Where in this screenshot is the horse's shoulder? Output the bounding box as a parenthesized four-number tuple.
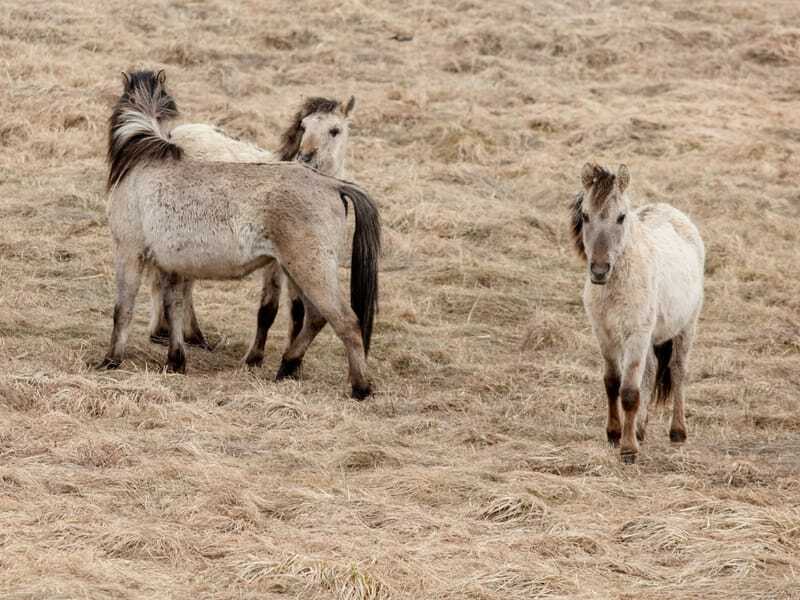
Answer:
(637, 203, 702, 251)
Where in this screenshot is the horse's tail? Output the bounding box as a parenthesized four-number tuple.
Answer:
(337, 182, 381, 356)
(653, 340, 673, 405)
(107, 70, 182, 191)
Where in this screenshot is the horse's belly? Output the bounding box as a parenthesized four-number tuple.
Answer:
(149, 236, 275, 280)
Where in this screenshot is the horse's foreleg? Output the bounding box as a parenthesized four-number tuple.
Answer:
(182, 279, 211, 350)
(160, 271, 187, 374)
(669, 319, 696, 443)
(148, 271, 170, 344)
(243, 262, 282, 368)
(619, 340, 649, 463)
(98, 252, 144, 369)
(603, 358, 621, 447)
(637, 347, 657, 443)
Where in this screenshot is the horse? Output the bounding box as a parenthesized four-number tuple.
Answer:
(570, 163, 704, 463)
(148, 95, 356, 360)
(100, 70, 379, 399)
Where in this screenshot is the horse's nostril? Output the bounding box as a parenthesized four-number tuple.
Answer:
(590, 262, 610, 277)
(299, 152, 316, 164)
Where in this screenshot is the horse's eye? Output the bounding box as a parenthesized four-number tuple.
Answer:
(617, 213, 626, 224)
(330, 127, 340, 137)
(581, 213, 589, 223)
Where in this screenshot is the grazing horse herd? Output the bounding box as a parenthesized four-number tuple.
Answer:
(99, 70, 705, 463)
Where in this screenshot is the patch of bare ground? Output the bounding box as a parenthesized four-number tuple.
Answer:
(1, 0, 800, 598)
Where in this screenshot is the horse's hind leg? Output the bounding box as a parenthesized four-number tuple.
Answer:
(148, 272, 170, 344)
(98, 252, 144, 369)
(287, 280, 305, 345)
(275, 299, 327, 381)
(182, 279, 211, 350)
(243, 262, 282, 368)
(669, 320, 696, 443)
(280, 258, 371, 399)
(160, 271, 187, 374)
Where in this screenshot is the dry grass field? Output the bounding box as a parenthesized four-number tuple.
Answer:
(2, 0, 800, 598)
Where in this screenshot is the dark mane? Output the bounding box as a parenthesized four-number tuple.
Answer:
(570, 192, 586, 260)
(586, 164, 616, 210)
(107, 70, 182, 190)
(277, 97, 341, 161)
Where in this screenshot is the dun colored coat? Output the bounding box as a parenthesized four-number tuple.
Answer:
(100, 70, 379, 399)
(571, 163, 704, 462)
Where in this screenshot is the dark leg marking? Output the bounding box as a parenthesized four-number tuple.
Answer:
(244, 300, 279, 368)
(275, 356, 303, 381)
(604, 372, 621, 447)
(351, 384, 373, 401)
(290, 298, 305, 343)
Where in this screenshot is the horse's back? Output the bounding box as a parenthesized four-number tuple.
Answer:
(638, 203, 704, 341)
(170, 124, 276, 163)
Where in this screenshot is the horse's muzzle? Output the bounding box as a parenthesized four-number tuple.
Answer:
(590, 262, 610, 285)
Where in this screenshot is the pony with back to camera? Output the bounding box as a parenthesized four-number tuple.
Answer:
(149, 95, 356, 359)
(100, 70, 380, 399)
(570, 163, 704, 463)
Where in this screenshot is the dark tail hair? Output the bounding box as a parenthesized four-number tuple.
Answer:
(107, 70, 182, 190)
(338, 183, 381, 356)
(653, 340, 673, 405)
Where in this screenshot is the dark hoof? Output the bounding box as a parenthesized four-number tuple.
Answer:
(149, 334, 169, 346)
(96, 357, 121, 370)
(669, 429, 687, 443)
(636, 427, 646, 442)
(275, 357, 302, 381)
(164, 361, 186, 374)
(621, 451, 638, 465)
(185, 333, 214, 351)
(164, 349, 186, 374)
(351, 385, 372, 400)
(243, 353, 264, 368)
(607, 430, 621, 448)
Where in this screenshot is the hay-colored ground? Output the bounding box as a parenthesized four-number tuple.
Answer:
(2, 1, 800, 598)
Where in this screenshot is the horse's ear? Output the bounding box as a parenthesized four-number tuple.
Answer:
(617, 164, 630, 192)
(343, 96, 356, 117)
(156, 69, 167, 85)
(121, 72, 130, 88)
(581, 162, 595, 190)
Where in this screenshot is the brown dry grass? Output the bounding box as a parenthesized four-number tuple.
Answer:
(1, 1, 800, 598)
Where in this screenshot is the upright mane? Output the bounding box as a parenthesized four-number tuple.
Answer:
(277, 97, 341, 161)
(107, 70, 182, 190)
(583, 163, 617, 210)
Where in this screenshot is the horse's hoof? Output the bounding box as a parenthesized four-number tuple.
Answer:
(164, 362, 186, 374)
(96, 357, 121, 370)
(669, 429, 687, 443)
(351, 385, 372, 400)
(621, 451, 638, 465)
(607, 430, 621, 447)
(275, 357, 302, 381)
(243, 353, 264, 368)
(185, 334, 214, 351)
(636, 427, 647, 442)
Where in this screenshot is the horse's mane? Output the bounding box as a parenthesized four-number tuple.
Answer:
(107, 70, 182, 190)
(570, 192, 587, 260)
(583, 163, 617, 210)
(277, 97, 341, 161)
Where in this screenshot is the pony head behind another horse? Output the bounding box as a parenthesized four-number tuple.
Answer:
(277, 96, 355, 176)
(571, 163, 631, 285)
